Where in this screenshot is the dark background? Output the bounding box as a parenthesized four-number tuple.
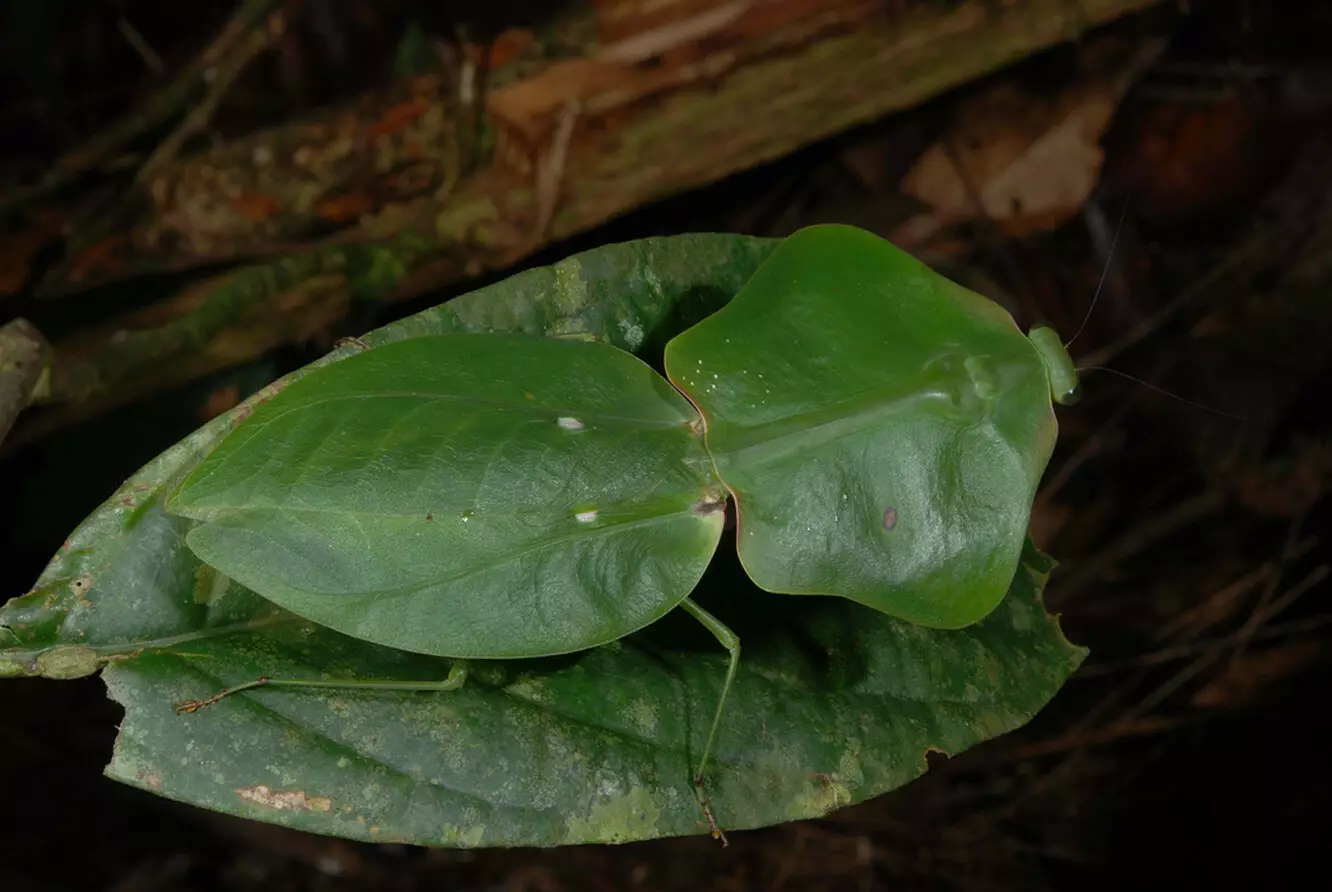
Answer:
(4, 1, 1332, 889)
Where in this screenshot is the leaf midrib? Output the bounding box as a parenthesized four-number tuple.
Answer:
(242, 389, 697, 432)
(203, 502, 719, 602)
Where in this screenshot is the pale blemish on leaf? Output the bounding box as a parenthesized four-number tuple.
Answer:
(789, 772, 853, 820)
(192, 563, 231, 605)
(575, 510, 598, 523)
(836, 737, 866, 790)
(135, 770, 164, 789)
(553, 260, 590, 315)
(557, 416, 584, 431)
(627, 699, 659, 736)
(617, 316, 645, 351)
(439, 822, 486, 846)
(564, 785, 663, 844)
(502, 677, 551, 704)
(34, 644, 101, 679)
(70, 573, 94, 601)
(236, 784, 332, 812)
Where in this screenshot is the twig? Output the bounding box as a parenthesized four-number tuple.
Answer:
(1076, 611, 1332, 678)
(1120, 564, 1329, 721)
(117, 18, 166, 74)
(0, 319, 51, 445)
(137, 2, 300, 184)
(47, 242, 362, 403)
(1229, 512, 1307, 662)
(1002, 713, 1209, 761)
(10, 0, 1169, 439)
(532, 99, 582, 247)
(1050, 489, 1226, 604)
(1155, 562, 1270, 640)
(1003, 561, 1329, 815)
(0, 0, 284, 216)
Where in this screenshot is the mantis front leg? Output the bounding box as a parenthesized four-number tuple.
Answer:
(174, 659, 471, 713)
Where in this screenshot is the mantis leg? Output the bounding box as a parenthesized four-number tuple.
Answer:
(174, 660, 470, 714)
(678, 597, 741, 845)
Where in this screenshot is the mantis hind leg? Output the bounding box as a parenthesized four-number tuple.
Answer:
(678, 597, 741, 846)
(174, 659, 470, 714)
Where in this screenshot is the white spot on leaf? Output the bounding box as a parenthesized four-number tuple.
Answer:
(558, 416, 584, 431)
(575, 510, 598, 523)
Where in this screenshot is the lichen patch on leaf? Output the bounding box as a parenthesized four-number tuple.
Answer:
(564, 785, 663, 845)
(236, 784, 333, 812)
(34, 644, 102, 679)
(70, 574, 94, 601)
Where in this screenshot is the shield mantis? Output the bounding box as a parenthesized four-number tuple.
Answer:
(165, 224, 1080, 839)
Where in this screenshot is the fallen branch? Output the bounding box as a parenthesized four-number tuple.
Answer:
(10, 0, 1165, 449)
(0, 320, 52, 445)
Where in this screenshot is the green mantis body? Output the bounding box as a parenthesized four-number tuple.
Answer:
(166, 224, 1080, 838)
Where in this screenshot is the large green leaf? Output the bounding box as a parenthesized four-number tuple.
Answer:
(1, 231, 1083, 847)
(1, 233, 773, 669)
(665, 225, 1058, 630)
(169, 333, 725, 659)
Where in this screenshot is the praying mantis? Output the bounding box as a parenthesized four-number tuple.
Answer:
(161, 223, 1081, 839)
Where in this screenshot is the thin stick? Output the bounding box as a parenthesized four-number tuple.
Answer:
(1076, 611, 1332, 678)
(1229, 512, 1306, 662)
(1, 0, 284, 215)
(532, 99, 582, 247)
(137, 1, 301, 184)
(680, 597, 741, 847)
(1052, 490, 1225, 604)
(117, 18, 166, 74)
(174, 659, 469, 713)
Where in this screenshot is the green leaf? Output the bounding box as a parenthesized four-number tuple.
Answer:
(2, 232, 775, 674)
(3, 231, 1083, 847)
(665, 225, 1058, 629)
(103, 540, 1078, 846)
(169, 333, 725, 659)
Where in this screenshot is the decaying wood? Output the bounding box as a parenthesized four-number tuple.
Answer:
(10, 0, 1164, 450)
(0, 320, 52, 446)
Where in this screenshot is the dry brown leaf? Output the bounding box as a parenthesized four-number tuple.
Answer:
(892, 38, 1165, 248)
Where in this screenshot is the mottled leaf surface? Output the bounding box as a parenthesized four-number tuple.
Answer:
(2, 232, 1083, 847)
(105, 541, 1078, 846)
